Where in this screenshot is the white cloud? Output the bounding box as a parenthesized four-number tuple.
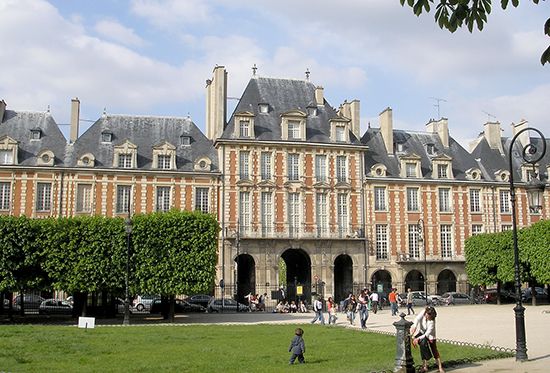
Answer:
(130, 0, 215, 29)
(94, 19, 145, 47)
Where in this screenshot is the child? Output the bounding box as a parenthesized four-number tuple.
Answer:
(288, 327, 306, 364)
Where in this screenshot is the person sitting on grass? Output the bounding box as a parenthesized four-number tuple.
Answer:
(288, 327, 305, 364)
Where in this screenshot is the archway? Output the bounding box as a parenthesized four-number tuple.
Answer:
(405, 270, 425, 292)
(437, 269, 457, 294)
(281, 249, 311, 304)
(334, 254, 353, 303)
(236, 254, 255, 304)
(371, 270, 392, 297)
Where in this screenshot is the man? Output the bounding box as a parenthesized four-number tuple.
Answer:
(358, 290, 369, 329)
(369, 291, 379, 314)
(388, 288, 398, 316)
(406, 288, 415, 315)
(310, 296, 325, 324)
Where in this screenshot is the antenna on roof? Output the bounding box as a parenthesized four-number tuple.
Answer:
(482, 110, 497, 122)
(252, 63, 257, 76)
(47, 105, 50, 113)
(305, 68, 310, 81)
(429, 97, 447, 119)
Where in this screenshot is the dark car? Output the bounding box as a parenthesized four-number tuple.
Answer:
(13, 294, 45, 312)
(484, 289, 516, 304)
(186, 294, 213, 308)
(38, 299, 73, 315)
(150, 299, 206, 314)
(522, 287, 548, 303)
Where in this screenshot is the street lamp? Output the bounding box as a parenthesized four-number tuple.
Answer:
(123, 213, 132, 326)
(417, 219, 428, 305)
(508, 127, 546, 361)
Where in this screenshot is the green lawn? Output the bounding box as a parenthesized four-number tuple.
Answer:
(0, 324, 510, 372)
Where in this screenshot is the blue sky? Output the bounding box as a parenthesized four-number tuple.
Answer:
(0, 0, 548, 145)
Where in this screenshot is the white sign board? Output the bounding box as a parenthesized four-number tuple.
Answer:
(78, 317, 96, 329)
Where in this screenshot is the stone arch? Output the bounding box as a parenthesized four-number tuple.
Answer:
(236, 254, 255, 304)
(405, 269, 425, 292)
(371, 270, 392, 296)
(281, 248, 311, 304)
(333, 254, 353, 303)
(437, 269, 457, 294)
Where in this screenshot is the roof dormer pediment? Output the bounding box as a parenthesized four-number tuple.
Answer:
(281, 109, 307, 118)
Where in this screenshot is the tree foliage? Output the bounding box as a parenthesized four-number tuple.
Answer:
(400, 0, 550, 65)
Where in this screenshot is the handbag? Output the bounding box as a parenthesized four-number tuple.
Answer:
(415, 333, 433, 360)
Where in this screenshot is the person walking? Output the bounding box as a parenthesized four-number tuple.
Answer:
(406, 288, 415, 315)
(288, 327, 306, 364)
(411, 306, 445, 373)
(388, 288, 398, 316)
(327, 297, 337, 325)
(346, 294, 357, 325)
(369, 291, 379, 314)
(358, 290, 369, 329)
(310, 296, 325, 324)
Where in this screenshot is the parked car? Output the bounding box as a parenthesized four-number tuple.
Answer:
(186, 294, 213, 308)
(427, 294, 443, 306)
(150, 299, 206, 314)
(38, 299, 73, 315)
(441, 292, 470, 305)
(13, 294, 45, 312)
(133, 295, 157, 311)
(206, 298, 250, 313)
(400, 291, 429, 306)
(522, 287, 548, 303)
(483, 289, 516, 304)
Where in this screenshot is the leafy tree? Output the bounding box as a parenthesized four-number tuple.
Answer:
(400, 0, 550, 65)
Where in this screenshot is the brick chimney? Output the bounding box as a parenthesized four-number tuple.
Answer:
(0, 99, 6, 123)
(70, 98, 80, 143)
(379, 107, 393, 155)
(205, 66, 227, 141)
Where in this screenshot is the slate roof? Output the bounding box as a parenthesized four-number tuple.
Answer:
(221, 77, 362, 145)
(0, 110, 68, 166)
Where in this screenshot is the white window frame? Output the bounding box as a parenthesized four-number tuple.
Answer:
(118, 153, 132, 169)
(288, 192, 301, 237)
(438, 188, 451, 212)
(239, 191, 251, 235)
(76, 184, 93, 213)
(335, 126, 345, 142)
(375, 224, 389, 260)
(287, 154, 300, 181)
(440, 224, 453, 258)
(408, 224, 420, 259)
(337, 193, 348, 237)
(315, 154, 327, 183)
(499, 189, 510, 213)
(336, 155, 347, 183)
(195, 187, 209, 213)
(288, 121, 301, 140)
(116, 185, 132, 214)
(239, 151, 250, 180)
(316, 193, 328, 237)
(437, 164, 448, 179)
(406, 162, 417, 178)
(260, 152, 272, 181)
(0, 182, 11, 210)
(260, 191, 273, 236)
(471, 224, 483, 236)
(36, 182, 52, 212)
(157, 154, 171, 170)
(156, 186, 171, 212)
(406, 187, 419, 211)
(374, 186, 386, 211)
(0, 149, 14, 165)
(239, 120, 250, 138)
(470, 189, 481, 213)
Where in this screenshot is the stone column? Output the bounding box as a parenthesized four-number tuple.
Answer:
(393, 312, 415, 373)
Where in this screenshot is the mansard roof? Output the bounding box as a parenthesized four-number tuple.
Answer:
(222, 76, 362, 145)
(68, 114, 218, 172)
(0, 110, 68, 166)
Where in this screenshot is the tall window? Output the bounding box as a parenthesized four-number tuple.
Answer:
(239, 120, 250, 137)
(471, 224, 483, 235)
(437, 164, 448, 179)
(118, 154, 132, 168)
(336, 155, 347, 183)
(440, 225, 453, 258)
(260, 152, 272, 180)
(375, 224, 389, 260)
(260, 192, 273, 236)
(156, 186, 171, 212)
(315, 155, 327, 182)
(0, 150, 13, 165)
(195, 187, 209, 213)
(337, 193, 348, 237)
(501, 225, 512, 232)
(374, 186, 386, 211)
(406, 187, 419, 211)
(287, 154, 300, 181)
(316, 193, 328, 237)
(116, 185, 131, 214)
(157, 155, 171, 170)
(469, 189, 481, 212)
(0, 182, 11, 210)
(288, 121, 300, 140)
(438, 188, 451, 212)
(499, 190, 510, 213)
(405, 163, 417, 178)
(239, 151, 250, 180)
(76, 184, 92, 213)
(239, 191, 251, 235)
(288, 192, 300, 237)
(335, 126, 345, 142)
(408, 224, 420, 259)
(36, 182, 52, 212)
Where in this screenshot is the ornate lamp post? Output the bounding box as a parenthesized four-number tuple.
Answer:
(123, 212, 132, 326)
(508, 127, 546, 361)
(417, 219, 428, 305)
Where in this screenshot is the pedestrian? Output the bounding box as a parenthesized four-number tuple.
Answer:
(258, 292, 267, 311)
(358, 290, 369, 329)
(327, 296, 337, 325)
(288, 327, 306, 364)
(406, 288, 415, 315)
(346, 294, 357, 325)
(369, 291, 379, 314)
(411, 306, 445, 373)
(310, 296, 325, 324)
(389, 288, 398, 316)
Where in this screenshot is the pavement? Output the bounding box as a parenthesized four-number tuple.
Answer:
(138, 303, 550, 372)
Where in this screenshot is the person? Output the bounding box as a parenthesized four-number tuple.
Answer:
(298, 300, 307, 313)
(258, 292, 267, 311)
(346, 294, 357, 325)
(389, 288, 398, 316)
(411, 306, 445, 373)
(327, 297, 337, 325)
(369, 291, 379, 314)
(406, 288, 415, 315)
(310, 296, 325, 324)
(288, 327, 306, 364)
(289, 300, 297, 313)
(358, 290, 369, 329)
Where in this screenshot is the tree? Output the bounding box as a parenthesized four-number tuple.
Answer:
(400, 0, 550, 65)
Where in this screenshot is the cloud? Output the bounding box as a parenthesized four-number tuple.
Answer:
(94, 19, 145, 47)
(130, 0, 215, 29)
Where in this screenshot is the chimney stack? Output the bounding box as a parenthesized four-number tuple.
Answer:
(70, 98, 80, 143)
(205, 66, 227, 141)
(379, 107, 393, 154)
(0, 99, 6, 123)
(315, 86, 324, 106)
(511, 119, 530, 148)
(426, 117, 449, 148)
(483, 121, 504, 154)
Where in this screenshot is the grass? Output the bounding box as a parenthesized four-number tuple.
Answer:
(0, 324, 510, 372)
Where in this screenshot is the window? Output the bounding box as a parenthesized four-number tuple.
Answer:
(375, 224, 389, 260)
(239, 120, 250, 137)
(499, 190, 510, 213)
(438, 188, 451, 212)
(336, 156, 347, 183)
(260, 152, 272, 181)
(157, 155, 171, 170)
(374, 186, 386, 211)
(426, 144, 435, 155)
(118, 154, 132, 168)
(76, 184, 92, 213)
(406, 187, 419, 211)
(239, 191, 250, 235)
(116, 185, 131, 214)
(0, 150, 13, 165)
(180, 136, 191, 146)
(287, 154, 300, 181)
(335, 126, 345, 142)
(101, 132, 112, 143)
(288, 121, 301, 140)
(405, 163, 417, 178)
(472, 225, 483, 236)
(307, 107, 317, 116)
(470, 189, 481, 213)
(195, 187, 209, 213)
(31, 130, 41, 140)
(315, 155, 327, 183)
(0, 182, 11, 210)
(36, 182, 52, 212)
(501, 225, 512, 232)
(288, 192, 300, 237)
(260, 192, 272, 236)
(337, 193, 348, 237)
(408, 224, 420, 259)
(156, 186, 171, 212)
(440, 225, 453, 258)
(259, 104, 269, 113)
(239, 151, 250, 180)
(437, 164, 448, 179)
(316, 193, 328, 237)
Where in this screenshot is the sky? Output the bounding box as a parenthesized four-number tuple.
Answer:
(0, 0, 548, 147)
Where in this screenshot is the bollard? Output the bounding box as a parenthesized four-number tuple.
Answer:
(393, 312, 415, 373)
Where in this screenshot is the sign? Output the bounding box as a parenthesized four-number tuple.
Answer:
(296, 286, 303, 295)
(377, 284, 384, 293)
(78, 317, 95, 329)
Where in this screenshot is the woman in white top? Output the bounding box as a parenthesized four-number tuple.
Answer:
(411, 306, 444, 373)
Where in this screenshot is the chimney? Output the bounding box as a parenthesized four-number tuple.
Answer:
(511, 119, 530, 148)
(315, 86, 324, 106)
(379, 107, 393, 154)
(0, 99, 6, 123)
(349, 100, 360, 139)
(205, 66, 227, 141)
(483, 121, 504, 154)
(70, 98, 80, 143)
(426, 117, 449, 148)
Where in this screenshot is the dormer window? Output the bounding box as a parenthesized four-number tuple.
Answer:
(0, 136, 18, 165)
(258, 104, 269, 114)
(37, 150, 54, 166)
(371, 164, 387, 177)
(152, 141, 176, 170)
(307, 107, 317, 116)
(113, 140, 137, 168)
(466, 168, 482, 181)
(395, 143, 404, 152)
(118, 154, 132, 168)
(406, 162, 417, 177)
(288, 121, 301, 140)
(426, 143, 436, 155)
(180, 135, 191, 146)
(239, 120, 251, 138)
(437, 164, 448, 179)
(30, 129, 42, 140)
(281, 111, 306, 141)
(194, 157, 212, 171)
(234, 112, 255, 139)
(432, 155, 454, 179)
(101, 132, 112, 143)
(335, 126, 345, 142)
(330, 119, 350, 142)
(77, 153, 95, 167)
(399, 154, 422, 178)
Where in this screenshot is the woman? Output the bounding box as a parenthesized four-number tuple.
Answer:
(411, 306, 444, 373)
(346, 294, 357, 325)
(327, 297, 337, 325)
